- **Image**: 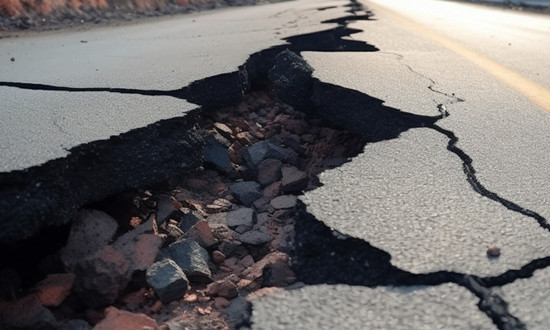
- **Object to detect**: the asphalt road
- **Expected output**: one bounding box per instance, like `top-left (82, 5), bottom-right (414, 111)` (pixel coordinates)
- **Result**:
top-left (254, 0), bottom-right (550, 329)
top-left (2, 0), bottom-right (550, 328)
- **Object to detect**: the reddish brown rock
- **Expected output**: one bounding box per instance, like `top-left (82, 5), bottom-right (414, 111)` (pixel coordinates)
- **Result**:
top-left (93, 306), bottom-right (159, 330)
top-left (206, 280), bottom-right (238, 300)
top-left (61, 209), bottom-right (118, 271)
top-left (214, 297), bottom-right (231, 310)
top-left (212, 251), bottom-right (226, 265)
top-left (0, 294), bottom-right (56, 329)
top-left (35, 273), bottom-right (76, 307)
top-left (115, 234), bottom-right (163, 272)
top-left (228, 141), bottom-right (245, 165)
top-left (183, 220), bottom-right (218, 248)
top-left (240, 252), bottom-right (295, 289)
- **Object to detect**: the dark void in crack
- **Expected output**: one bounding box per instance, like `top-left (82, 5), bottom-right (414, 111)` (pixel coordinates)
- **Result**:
top-left (0, 1), bottom-right (545, 329)
top-left (0, 3), bottom-right (378, 245)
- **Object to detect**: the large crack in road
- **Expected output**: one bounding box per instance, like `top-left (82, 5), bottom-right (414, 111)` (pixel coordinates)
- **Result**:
top-left (1, 0), bottom-right (549, 329)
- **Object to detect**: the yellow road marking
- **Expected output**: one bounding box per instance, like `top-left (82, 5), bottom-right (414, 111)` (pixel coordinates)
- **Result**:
top-left (368, 2), bottom-right (550, 113)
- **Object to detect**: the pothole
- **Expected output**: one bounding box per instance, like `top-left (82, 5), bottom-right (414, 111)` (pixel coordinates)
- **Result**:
top-left (0, 80), bottom-right (366, 329)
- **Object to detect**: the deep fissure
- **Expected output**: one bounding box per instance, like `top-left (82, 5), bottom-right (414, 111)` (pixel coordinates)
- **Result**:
top-left (1, 1), bottom-right (547, 329)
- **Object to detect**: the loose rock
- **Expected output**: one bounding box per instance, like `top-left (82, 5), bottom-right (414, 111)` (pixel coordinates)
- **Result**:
top-left (270, 195), bottom-right (298, 209)
top-left (229, 181), bottom-right (263, 206)
top-left (74, 245), bottom-right (131, 307)
top-left (183, 220), bottom-right (218, 248)
top-left (93, 306), bottom-right (159, 330)
top-left (239, 230), bottom-right (273, 245)
top-left (281, 165), bottom-right (308, 192)
top-left (61, 209), bottom-right (118, 271)
top-left (257, 159), bottom-right (283, 186)
top-left (34, 273), bottom-right (76, 307)
top-left (226, 207), bottom-right (255, 230)
top-left (157, 238), bottom-right (212, 283)
top-left (146, 259), bottom-right (189, 304)
top-left (0, 294), bottom-right (56, 329)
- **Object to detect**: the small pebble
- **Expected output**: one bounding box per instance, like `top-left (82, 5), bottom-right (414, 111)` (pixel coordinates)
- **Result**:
top-left (487, 246), bottom-right (501, 257)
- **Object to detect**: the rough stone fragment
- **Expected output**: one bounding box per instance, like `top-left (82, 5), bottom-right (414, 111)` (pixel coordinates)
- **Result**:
top-left (114, 234), bottom-right (162, 272)
top-left (226, 208), bottom-right (255, 230)
top-left (35, 273), bottom-right (76, 307)
top-left (214, 297), bottom-right (231, 310)
top-left (241, 252), bottom-right (291, 285)
top-left (239, 230), bottom-right (273, 245)
top-left (213, 122), bottom-right (234, 140)
top-left (93, 306), bottom-right (159, 330)
top-left (240, 255), bottom-right (255, 268)
top-left (75, 245), bottom-right (131, 307)
top-left (61, 209), bottom-right (118, 271)
top-left (228, 141), bottom-right (245, 165)
top-left (270, 195), bottom-right (298, 209)
top-left (146, 259), bottom-right (189, 304)
top-left (177, 208), bottom-right (201, 232)
top-left (262, 258), bottom-right (296, 287)
top-left (263, 181), bottom-right (281, 199)
top-left (158, 238), bottom-right (212, 283)
top-left (203, 132), bottom-right (232, 173)
top-left (212, 250), bottom-right (226, 265)
top-left (183, 220), bottom-right (218, 248)
top-left (0, 294), bottom-right (56, 329)
top-left (243, 140), bottom-right (297, 170)
top-left (206, 280), bottom-right (239, 299)
top-left (257, 159), bottom-right (283, 186)
top-left (281, 165), bottom-right (308, 192)
top-left (230, 181), bottom-right (263, 206)
top-left (156, 195), bottom-right (181, 224)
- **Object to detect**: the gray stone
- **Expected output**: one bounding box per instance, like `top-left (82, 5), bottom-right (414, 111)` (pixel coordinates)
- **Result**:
top-left (281, 165), bottom-right (308, 192)
top-left (158, 238), bottom-right (212, 283)
top-left (243, 141), bottom-right (297, 170)
top-left (177, 208), bottom-right (202, 232)
top-left (74, 245), bottom-right (131, 308)
top-left (146, 259), bottom-right (189, 304)
top-left (239, 230), bottom-right (273, 245)
top-left (230, 181), bottom-right (263, 206)
top-left (61, 209), bottom-right (118, 271)
top-left (156, 195), bottom-right (180, 224)
top-left (257, 159), bottom-right (283, 186)
top-left (226, 208), bottom-right (255, 230)
top-left (203, 132), bottom-right (232, 173)
top-left (270, 195), bottom-right (298, 209)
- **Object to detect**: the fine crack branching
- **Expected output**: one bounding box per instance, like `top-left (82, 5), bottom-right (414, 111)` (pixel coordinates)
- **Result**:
top-left (429, 124), bottom-right (550, 232)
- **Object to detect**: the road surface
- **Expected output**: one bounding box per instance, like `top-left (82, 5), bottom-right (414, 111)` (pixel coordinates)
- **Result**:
top-left (2, 0), bottom-right (550, 328)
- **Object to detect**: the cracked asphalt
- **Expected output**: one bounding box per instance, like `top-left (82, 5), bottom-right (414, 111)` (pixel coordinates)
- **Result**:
top-left (2, 0), bottom-right (550, 328)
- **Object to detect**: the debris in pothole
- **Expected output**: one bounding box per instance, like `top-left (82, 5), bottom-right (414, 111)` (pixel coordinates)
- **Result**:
top-left (0, 82), bottom-right (365, 329)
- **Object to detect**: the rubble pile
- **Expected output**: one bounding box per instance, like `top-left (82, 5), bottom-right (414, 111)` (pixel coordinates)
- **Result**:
top-left (0, 84), bottom-right (365, 329)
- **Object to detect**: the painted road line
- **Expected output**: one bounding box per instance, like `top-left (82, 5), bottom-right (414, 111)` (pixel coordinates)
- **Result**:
top-left (368, 2), bottom-right (550, 113)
